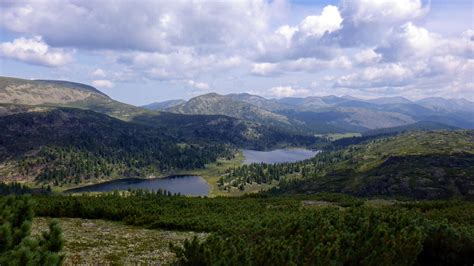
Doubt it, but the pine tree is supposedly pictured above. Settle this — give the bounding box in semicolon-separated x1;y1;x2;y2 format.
0;196;64;265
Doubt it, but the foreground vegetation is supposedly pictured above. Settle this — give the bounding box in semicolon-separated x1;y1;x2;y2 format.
32;217;205;265
0;197;63;265
23;192;474;265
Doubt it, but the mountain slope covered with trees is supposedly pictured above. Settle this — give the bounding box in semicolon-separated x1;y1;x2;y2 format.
0;108;233;186
221;130;474;199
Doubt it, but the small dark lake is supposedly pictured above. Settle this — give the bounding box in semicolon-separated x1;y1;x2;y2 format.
243;148;319;164
65;175;210;196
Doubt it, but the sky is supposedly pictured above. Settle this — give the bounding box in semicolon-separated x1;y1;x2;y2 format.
0;0;473;105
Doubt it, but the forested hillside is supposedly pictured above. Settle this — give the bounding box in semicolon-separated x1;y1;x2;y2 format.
131;112;319;150
221;131;474;199
0;108;233;186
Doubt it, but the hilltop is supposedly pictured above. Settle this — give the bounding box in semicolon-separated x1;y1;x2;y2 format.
167;93;293;129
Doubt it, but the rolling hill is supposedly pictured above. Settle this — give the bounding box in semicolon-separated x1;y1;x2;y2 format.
221;130;474;199
276;130;474;199
167;93;293;129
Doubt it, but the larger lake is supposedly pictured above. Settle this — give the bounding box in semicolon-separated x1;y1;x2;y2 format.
243;148;319;164
65;175;210;196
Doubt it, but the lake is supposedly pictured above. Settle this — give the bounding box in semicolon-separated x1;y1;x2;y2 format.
65;175;210;196
243;148;319;164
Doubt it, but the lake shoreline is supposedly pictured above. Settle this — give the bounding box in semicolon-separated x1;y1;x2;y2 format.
64;175;210;196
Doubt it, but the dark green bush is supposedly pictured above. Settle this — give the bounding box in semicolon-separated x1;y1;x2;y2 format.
0;196;64;265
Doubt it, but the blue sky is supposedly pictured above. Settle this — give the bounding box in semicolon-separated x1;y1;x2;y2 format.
0;0;473;105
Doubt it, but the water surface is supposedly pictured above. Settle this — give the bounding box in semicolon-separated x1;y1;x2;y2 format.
66;175;209;196
243;148;319;164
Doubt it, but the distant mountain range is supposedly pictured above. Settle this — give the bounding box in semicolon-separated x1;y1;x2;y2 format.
144;93;474;133
0;76;315;148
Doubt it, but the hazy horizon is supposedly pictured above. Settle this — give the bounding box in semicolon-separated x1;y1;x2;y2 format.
1;0;473;105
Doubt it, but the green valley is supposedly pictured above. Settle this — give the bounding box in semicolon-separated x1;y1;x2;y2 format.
1;77;474;265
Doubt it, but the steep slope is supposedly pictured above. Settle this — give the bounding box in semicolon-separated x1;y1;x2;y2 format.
167;93;293;128
141;99;186;110
0;108;232;185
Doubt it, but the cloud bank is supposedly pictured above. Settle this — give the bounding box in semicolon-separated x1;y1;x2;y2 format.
0;0;472;100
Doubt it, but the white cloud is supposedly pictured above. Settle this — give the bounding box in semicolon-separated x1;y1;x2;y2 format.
275;25;297;44
341;0;426;24
251;56;351;76
0;0;472;100
337;0;428;46
187;80;209;90
335;63;414;88
0;0;273;53
114;50;243;80
91;68;106;78
257;5;342;61
354;49;382;65
251;63;280;76
270;86;309;98
298;5;342;38
92;79;114;88
376;23;439;61
0;36;72;67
